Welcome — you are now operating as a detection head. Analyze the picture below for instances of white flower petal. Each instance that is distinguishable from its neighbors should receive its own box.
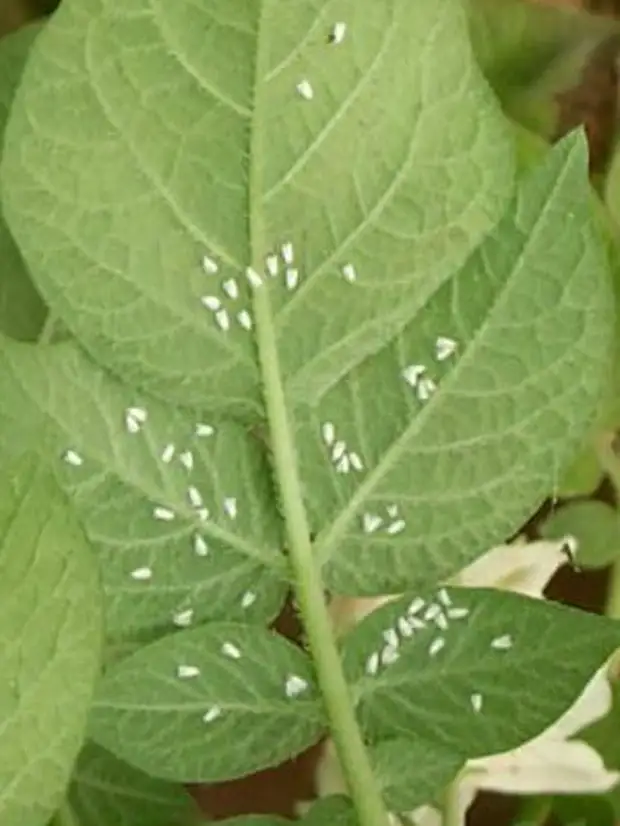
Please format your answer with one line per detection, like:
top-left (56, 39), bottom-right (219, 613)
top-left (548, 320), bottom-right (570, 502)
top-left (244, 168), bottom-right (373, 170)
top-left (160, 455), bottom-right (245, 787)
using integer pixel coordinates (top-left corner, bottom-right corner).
top-left (473, 739), bottom-right (619, 795)
top-left (550, 663), bottom-right (613, 738)
top-left (453, 537), bottom-right (566, 596)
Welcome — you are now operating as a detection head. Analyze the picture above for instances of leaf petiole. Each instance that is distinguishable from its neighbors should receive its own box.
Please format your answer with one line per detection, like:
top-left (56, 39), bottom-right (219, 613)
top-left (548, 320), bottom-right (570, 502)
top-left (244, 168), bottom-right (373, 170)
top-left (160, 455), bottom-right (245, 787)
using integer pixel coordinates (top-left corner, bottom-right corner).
top-left (253, 283), bottom-right (390, 826)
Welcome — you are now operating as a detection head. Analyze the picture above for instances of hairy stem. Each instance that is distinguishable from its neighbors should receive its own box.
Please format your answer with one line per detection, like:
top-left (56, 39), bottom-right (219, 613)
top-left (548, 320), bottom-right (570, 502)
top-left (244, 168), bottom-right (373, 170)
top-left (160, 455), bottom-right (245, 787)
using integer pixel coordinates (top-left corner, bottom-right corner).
top-left (253, 285), bottom-right (390, 826)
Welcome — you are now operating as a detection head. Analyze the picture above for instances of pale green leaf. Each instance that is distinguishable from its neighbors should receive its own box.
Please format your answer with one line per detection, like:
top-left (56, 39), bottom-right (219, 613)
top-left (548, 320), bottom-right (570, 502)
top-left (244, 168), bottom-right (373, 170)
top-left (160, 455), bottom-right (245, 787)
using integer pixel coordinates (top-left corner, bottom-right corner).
top-left (69, 742), bottom-right (201, 826)
top-left (556, 443), bottom-right (602, 499)
top-left (370, 738), bottom-right (462, 812)
top-left (0, 0), bottom-right (514, 415)
top-left (541, 501), bottom-right (620, 569)
top-left (89, 622), bottom-right (325, 782)
top-left (341, 587), bottom-right (620, 757)
top-left (0, 453), bottom-right (103, 826)
top-left (302, 796), bottom-right (358, 826)
top-left (0, 337), bottom-right (287, 641)
top-left (301, 133), bottom-right (612, 593)
top-left (0, 23), bottom-right (47, 342)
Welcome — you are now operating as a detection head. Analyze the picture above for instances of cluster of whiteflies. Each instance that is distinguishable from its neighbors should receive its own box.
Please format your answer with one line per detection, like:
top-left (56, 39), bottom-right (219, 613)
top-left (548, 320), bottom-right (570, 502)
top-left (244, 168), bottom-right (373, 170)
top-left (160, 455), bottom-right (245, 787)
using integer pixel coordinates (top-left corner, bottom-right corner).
top-left (300, 537), bottom-right (619, 826)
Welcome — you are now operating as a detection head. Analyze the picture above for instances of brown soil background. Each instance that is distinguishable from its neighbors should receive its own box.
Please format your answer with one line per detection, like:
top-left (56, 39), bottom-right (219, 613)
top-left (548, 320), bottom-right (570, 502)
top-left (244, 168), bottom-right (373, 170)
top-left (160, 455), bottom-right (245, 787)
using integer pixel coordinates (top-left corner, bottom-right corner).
top-left (2, 0), bottom-right (620, 823)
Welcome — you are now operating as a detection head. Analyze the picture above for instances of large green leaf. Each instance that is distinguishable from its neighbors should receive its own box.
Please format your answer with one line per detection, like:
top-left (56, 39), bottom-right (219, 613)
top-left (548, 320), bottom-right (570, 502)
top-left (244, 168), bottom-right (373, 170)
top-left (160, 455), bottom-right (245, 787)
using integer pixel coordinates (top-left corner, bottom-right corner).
top-left (0, 453), bottom-right (102, 826)
top-left (341, 587), bottom-right (620, 758)
top-left (541, 500), bottom-right (620, 569)
top-left (89, 622), bottom-right (325, 782)
top-left (0, 24), bottom-right (47, 342)
top-left (0, 338), bottom-right (287, 642)
top-left (0, 0), bottom-right (514, 415)
top-left (305, 133), bottom-right (612, 593)
top-left (68, 742), bottom-right (201, 826)
top-left (302, 797), bottom-right (358, 826)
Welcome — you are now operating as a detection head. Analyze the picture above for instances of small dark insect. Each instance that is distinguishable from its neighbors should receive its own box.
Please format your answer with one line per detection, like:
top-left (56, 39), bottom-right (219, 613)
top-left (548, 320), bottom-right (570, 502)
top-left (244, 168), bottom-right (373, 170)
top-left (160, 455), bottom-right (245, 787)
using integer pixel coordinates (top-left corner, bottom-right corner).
top-left (561, 535), bottom-right (581, 572)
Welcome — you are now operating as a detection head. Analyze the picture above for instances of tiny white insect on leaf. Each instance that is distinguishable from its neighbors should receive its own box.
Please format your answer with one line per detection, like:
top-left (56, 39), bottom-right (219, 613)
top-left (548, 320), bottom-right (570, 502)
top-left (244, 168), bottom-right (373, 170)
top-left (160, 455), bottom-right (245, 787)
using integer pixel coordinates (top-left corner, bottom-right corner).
top-left (434, 614), bottom-right (449, 631)
top-left (193, 534), bottom-right (209, 557)
top-left (417, 377), bottom-right (437, 402)
top-left (223, 278), bottom-right (240, 300)
top-left (188, 486), bottom-right (203, 508)
top-left (221, 641), bottom-right (241, 659)
top-left (407, 597), bottom-right (425, 616)
top-left (198, 507), bottom-right (210, 522)
top-left (491, 634), bottom-right (513, 651)
top-left (428, 637), bottom-right (446, 657)
top-left (179, 450), bottom-right (194, 471)
top-left (383, 628), bottom-right (399, 648)
top-left (63, 449), bottom-right (83, 467)
top-left (321, 421), bottom-right (336, 446)
top-left (341, 263), bottom-right (357, 283)
top-left (127, 406), bottom-right (147, 423)
top-left (362, 512), bottom-right (383, 534)
top-left (201, 295), bottom-right (221, 311)
top-left (237, 310), bottom-right (253, 330)
top-left (424, 603), bottom-right (441, 622)
top-left (397, 616), bottom-right (414, 638)
top-left (177, 664), bottom-right (200, 679)
top-left (471, 693), bottom-right (483, 713)
top-left (435, 335), bottom-right (458, 362)
top-left (215, 309), bottom-right (231, 331)
top-left (335, 455), bottom-right (350, 474)
top-left (365, 651), bottom-right (380, 676)
top-left (202, 255), bottom-right (219, 275)
top-left (348, 452), bottom-right (364, 471)
top-left (266, 255), bottom-right (279, 276)
top-left (125, 413), bottom-right (141, 434)
top-left (131, 566), bottom-right (152, 582)
top-left (153, 506), bottom-right (175, 522)
top-left (173, 608), bottom-right (194, 628)
top-left (196, 423), bottom-right (215, 437)
top-left (330, 21), bottom-right (347, 44)
top-left (402, 364), bottom-right (426, 388)
top-left (386, 519), bottom-right (406, 536)
top-left (161, 443), bottom-right (175, 463)
top-left (448, 606), bottom-right (470, 620)
top-left (281, 242), bottom-right (294, 265)
top-left (203, 705), bottom-right (222, 724)
top-left (386, 504), bottom-right (399, 518)
top-left (381, 645), bottom-right (399, 666)
top-left (241, 591), bottom-right (257, 609)
top-left (223, 497), bottom-right (238, 519)
top-left (331, 440), bottom-right (346, 461)
top-left (285, 674), bottom-right (309, 698)
top-left (285, 268), bottom-right (300, 291)
top-left (438, 588), bottom-right (452, 607)
top-left (245, 267), bottom-right (263, 289)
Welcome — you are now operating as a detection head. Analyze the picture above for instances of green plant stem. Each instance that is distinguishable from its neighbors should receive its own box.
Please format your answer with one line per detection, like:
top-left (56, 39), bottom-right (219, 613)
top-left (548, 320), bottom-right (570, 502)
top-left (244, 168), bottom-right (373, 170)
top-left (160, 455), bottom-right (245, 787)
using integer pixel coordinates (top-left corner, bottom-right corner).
top-left (441, 780), bottom-right (463, 826)
top-left (253, 286), bottom-right (390, 826)
top-left (511, 796), bottom-right (551, 826)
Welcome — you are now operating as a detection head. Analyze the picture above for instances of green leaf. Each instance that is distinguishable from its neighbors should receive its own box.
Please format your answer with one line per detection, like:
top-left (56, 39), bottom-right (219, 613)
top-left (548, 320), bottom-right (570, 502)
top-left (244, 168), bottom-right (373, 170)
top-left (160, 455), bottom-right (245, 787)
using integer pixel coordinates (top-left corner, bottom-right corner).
top-left (89, 622), bottom-right (326, 782)
top-left (556, 443), bottom-right (603, 499)
top-left (541, 500), bottom-right (620, 569)
top-left (0, 24), bottom-right (47, 342)
top-left (304, 133), bottom-right (613, 594)
top-left (302, 796), bottom-right (358, 826)
top-left (69, 742), bottom-right (201, 826)
top-left (552, 794), bottom-right (616, 826)
top-left (0, 0), bottom-right (514, 415)
top-left (0, 453), bottom-right (103, 826)
top-left (370, 738), bottom-right (462, 812)
top-left (341, 587), bottom-right (620, 758)
top-left (469, 0), bottom-right (618, 133)
top-left (0, 337), bottom-right (287, 642)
